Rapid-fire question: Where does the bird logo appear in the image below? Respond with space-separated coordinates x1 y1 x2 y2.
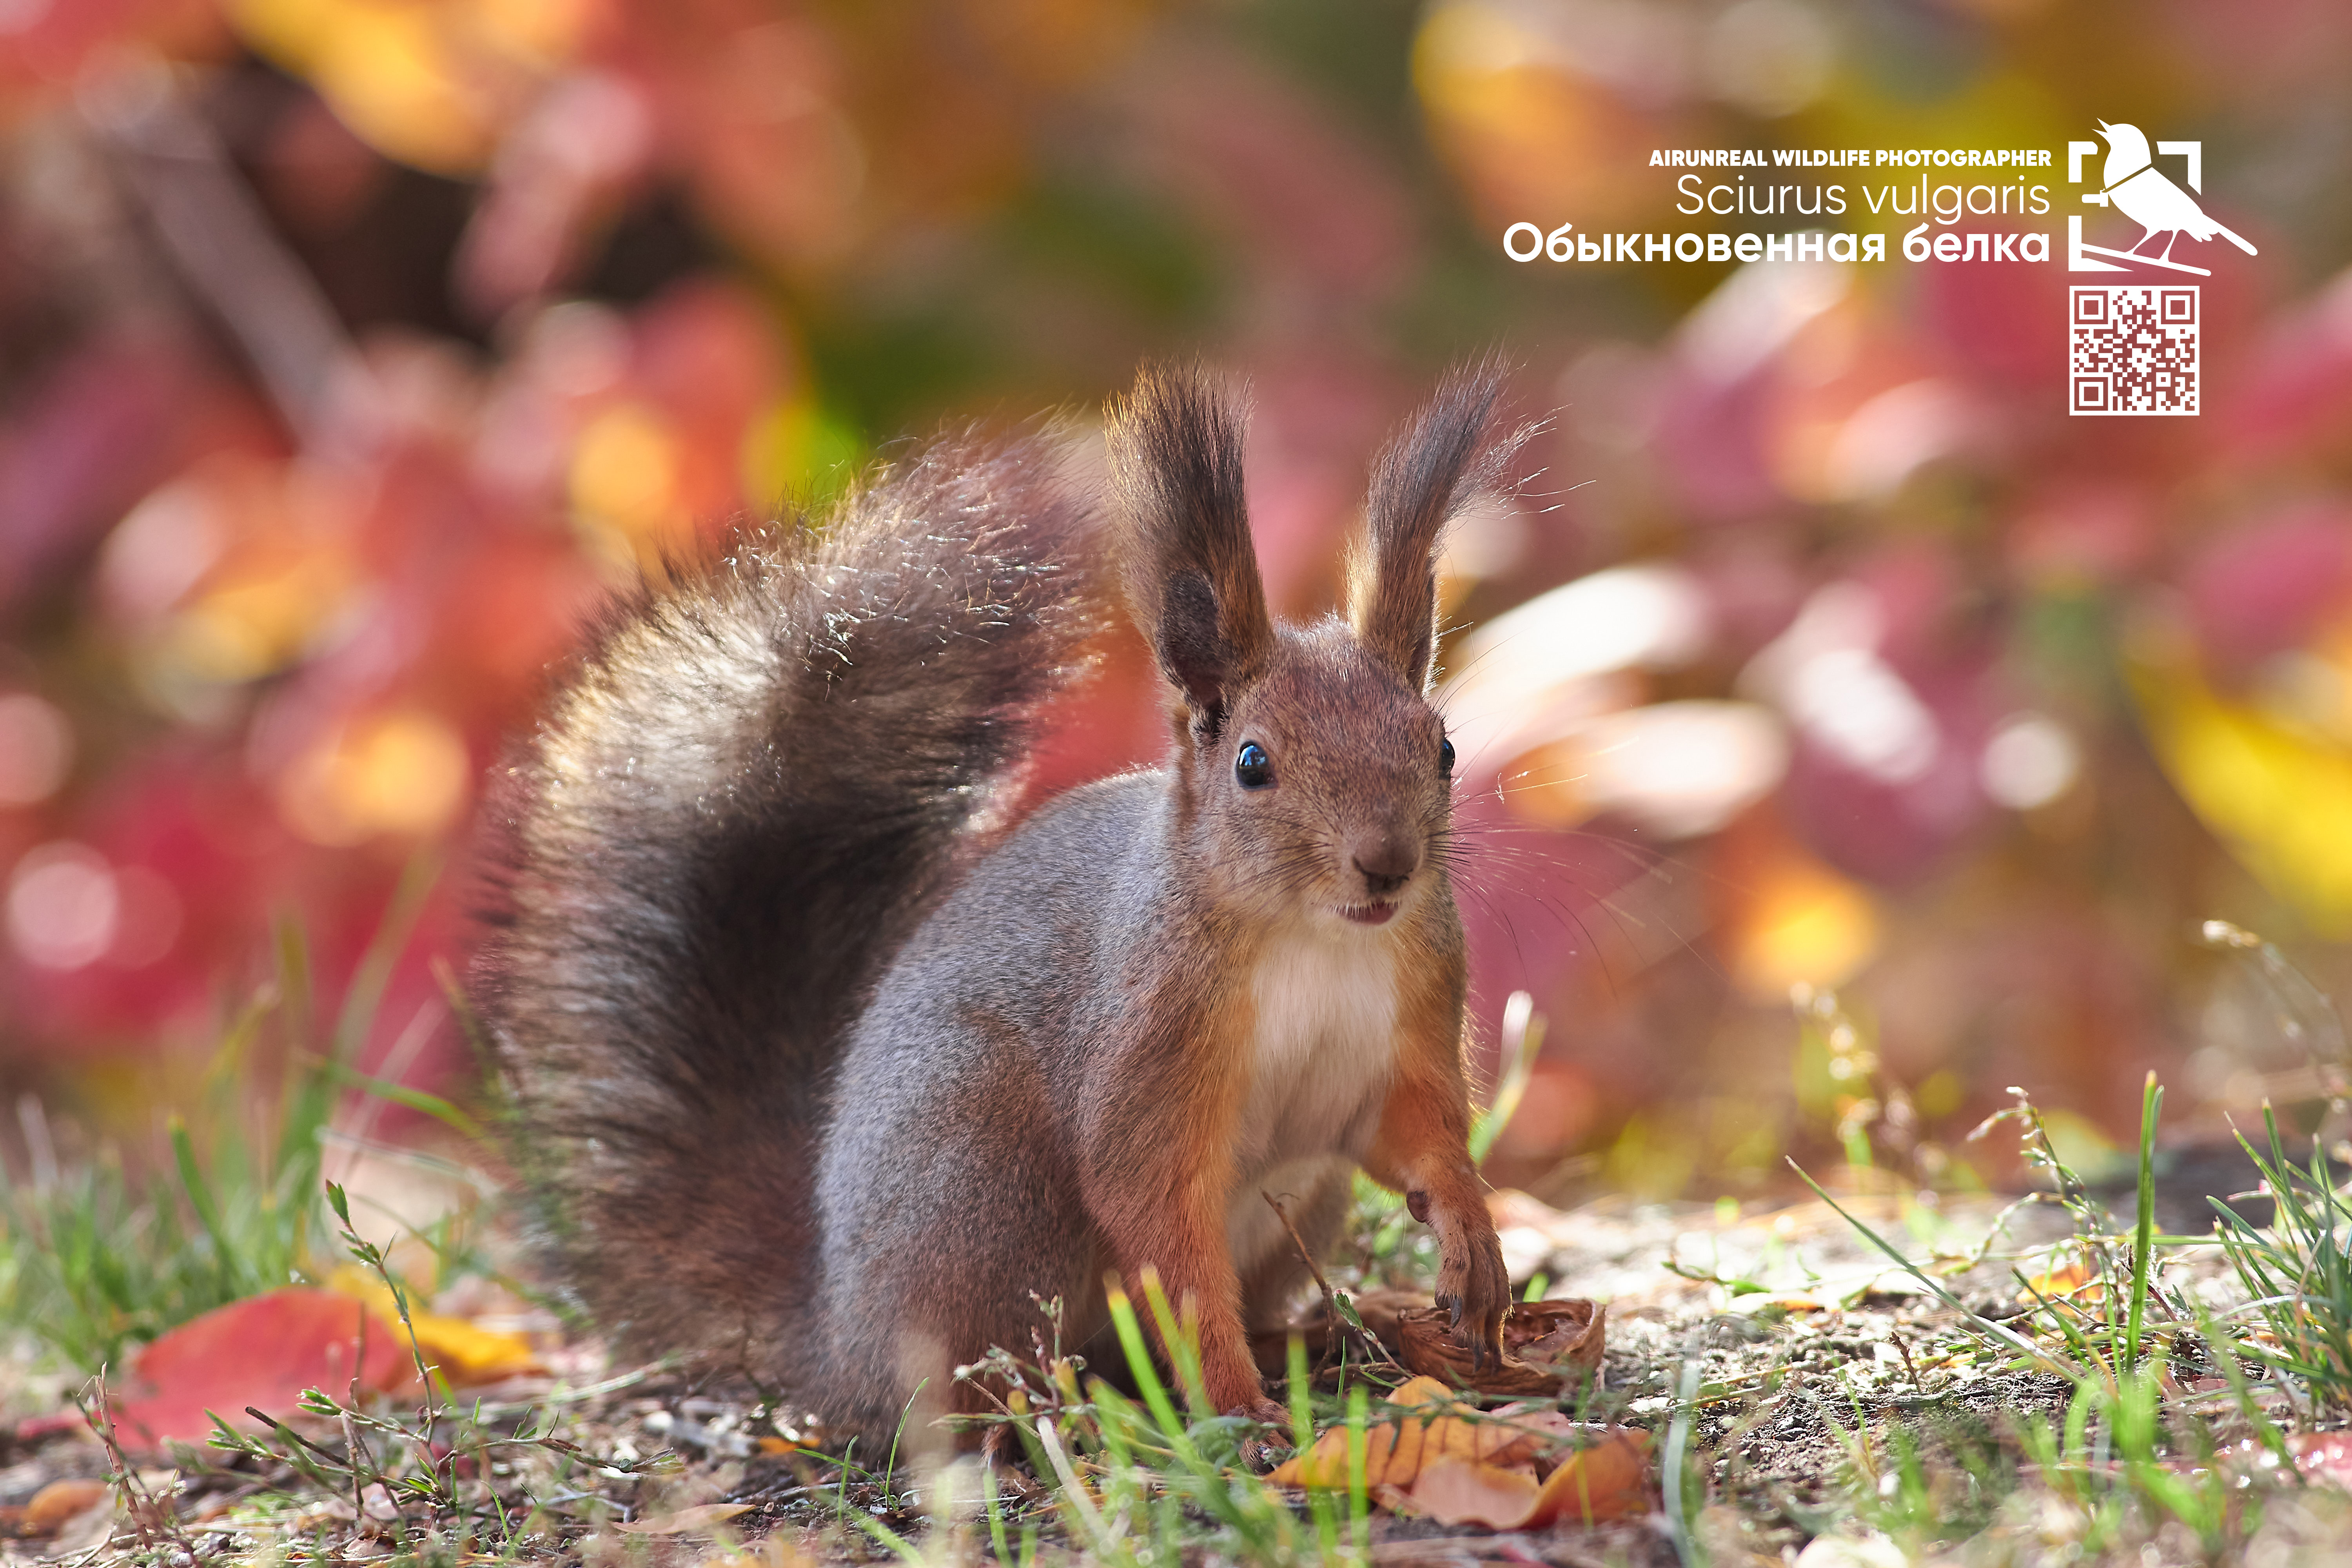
2071 121 2255 276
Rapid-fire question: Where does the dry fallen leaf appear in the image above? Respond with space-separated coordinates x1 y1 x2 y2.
1408 1455 1543 1528
23 1479 112 1535
2018 1256 2104 1305
325 1265 543 1385
111 1287 415 1450
1524 1425 1651 1525
1268 1376 1452 1488
615 1503 753 1536
1269 1373 1651 1528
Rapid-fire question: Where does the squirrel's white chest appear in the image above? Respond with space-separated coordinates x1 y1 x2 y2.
1230 926 1399 1172
1222 928 1400 1282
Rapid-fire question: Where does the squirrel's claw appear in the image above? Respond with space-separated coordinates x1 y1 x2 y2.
1437 1228 1511 1373
1225 1395 1293 1471
1235 1425 1291 1473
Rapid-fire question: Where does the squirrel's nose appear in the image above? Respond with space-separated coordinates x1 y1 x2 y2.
1350 833 1419 898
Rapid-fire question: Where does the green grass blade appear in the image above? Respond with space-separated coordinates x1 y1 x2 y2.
168 1115 238 1294
1346 1383 1370 1561
1789 1158 2069 1375
310 1058 486 1143
2125 1073 2161 1370
1288 1334 1339 1560
1105 1280 1191 1457
432 955 506 1113
844 1508 926 1565
201 989 281 1103
1135 1270 1215 1422
1664 1359 1702 1568
1035 1416 1119 1562
984 1459 1012 1564
277 855 439 1195
275 915 315 1056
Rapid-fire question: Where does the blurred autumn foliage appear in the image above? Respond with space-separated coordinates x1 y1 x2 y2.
3 0 2350 1200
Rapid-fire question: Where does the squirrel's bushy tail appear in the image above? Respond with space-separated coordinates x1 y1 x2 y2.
478 429 1102 1372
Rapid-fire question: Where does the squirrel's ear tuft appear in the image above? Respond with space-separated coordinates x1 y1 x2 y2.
1349 357 1531 691
1106 363 1274 736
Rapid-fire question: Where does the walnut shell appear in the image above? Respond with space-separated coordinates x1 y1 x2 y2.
1392 1298 1606 1398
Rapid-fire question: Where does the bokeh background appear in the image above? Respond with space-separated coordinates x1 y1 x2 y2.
4 0 2350 1204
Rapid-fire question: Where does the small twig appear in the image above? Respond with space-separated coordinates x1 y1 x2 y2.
1889 1331 1923 1391
78 1369 198 1560
345 1316 377 1539
1262 1190 1398 1370
1263 1190 1341 1309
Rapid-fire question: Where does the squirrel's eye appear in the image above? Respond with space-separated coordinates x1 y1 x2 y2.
1235 741 1274 789
1439 736 1455 777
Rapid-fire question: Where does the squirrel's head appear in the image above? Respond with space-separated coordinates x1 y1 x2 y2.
1106 361 1526 932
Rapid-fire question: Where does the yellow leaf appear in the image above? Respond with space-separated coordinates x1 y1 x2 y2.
1269 1420 1397 1489
325 1266 542 1385
2130 650 2352 937
2018 1257 2104 1304
1389 1375 1454 1407
230 0 500 174
1267 1382 1582 1493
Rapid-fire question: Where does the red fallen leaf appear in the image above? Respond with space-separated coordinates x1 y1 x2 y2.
109 1288 414 1451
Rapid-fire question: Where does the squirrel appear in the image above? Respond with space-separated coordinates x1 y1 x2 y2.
478 362 1524 1446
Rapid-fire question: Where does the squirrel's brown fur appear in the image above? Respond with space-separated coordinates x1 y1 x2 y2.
480 364 1525 1446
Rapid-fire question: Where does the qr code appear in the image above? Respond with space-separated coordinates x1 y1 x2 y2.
2070 287 2198 416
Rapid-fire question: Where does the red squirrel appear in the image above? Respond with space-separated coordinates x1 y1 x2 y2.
480 362 1522 1443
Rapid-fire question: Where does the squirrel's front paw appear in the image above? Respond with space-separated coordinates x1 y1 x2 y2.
1229 1405 1293 1472
1224 1394 1290 1429
1435 1234 1512 1370
1207 1359 1289 1431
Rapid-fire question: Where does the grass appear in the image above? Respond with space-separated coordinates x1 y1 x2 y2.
1 858 445 1371
2210 1106 2352 1418
1773 1011 2352 1565
167 1178 673 1565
